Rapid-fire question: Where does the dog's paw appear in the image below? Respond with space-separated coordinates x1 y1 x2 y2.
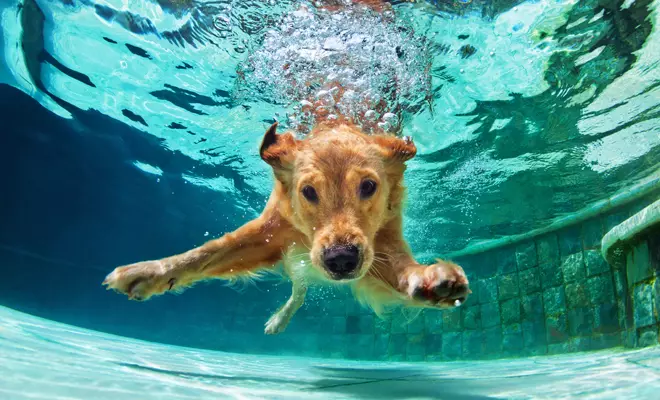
102 260 173 301
264 312 290 335
401 261 471 308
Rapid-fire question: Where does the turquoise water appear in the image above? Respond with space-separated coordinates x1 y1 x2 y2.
1 0 660 398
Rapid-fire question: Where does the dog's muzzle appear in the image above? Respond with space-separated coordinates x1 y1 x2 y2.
322 244 361 280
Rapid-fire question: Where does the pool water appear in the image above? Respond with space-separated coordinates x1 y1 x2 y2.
2 305 660 399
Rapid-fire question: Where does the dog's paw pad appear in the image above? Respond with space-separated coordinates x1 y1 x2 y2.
102 261 167 301
403 262 470 308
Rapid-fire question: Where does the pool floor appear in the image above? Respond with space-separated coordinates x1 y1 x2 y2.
1 306 659 399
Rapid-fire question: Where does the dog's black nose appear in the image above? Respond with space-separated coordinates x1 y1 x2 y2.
323 245 360 277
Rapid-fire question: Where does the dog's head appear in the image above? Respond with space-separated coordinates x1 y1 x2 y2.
259 122 416 281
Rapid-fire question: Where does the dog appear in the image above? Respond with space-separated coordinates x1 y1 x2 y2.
103 121 470 334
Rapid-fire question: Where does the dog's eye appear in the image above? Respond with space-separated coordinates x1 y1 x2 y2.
301 185 319 203
359 179 377 199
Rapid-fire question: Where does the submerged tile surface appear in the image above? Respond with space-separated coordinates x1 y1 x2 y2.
1 306 660 400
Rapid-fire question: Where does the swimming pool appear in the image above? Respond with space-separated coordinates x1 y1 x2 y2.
1 0 659 398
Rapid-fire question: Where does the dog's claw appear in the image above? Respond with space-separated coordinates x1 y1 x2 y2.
168 278 176 291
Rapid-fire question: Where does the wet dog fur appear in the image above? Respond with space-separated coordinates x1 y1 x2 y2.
103 122 470 334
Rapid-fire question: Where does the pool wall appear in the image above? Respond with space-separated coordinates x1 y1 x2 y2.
206 183 660 362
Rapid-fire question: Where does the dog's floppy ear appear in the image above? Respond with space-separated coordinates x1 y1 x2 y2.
373 135 417 162
259 122 298 169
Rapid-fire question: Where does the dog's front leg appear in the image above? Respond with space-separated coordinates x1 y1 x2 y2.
103 210 296 301
264 279 307 335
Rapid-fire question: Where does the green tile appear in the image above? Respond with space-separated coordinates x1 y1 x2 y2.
501 298 521 325
478 277 499 304
633 284 655 328
628 241 652 286
462 306 481 330
585 249 610 277
558 226 582 261
543 286 566 316
498 273 520 301
503 325 523 354
590 333 621 350
374 334 390 359
594 303 620 334
387 333 406 357
425 334 442 356
516 241 537 271
587 273 615 305
374 317 391 334
561 252 586 283
522 320 547 349
483 326 503 355
496 247 517 274
546 314 569 344
424 310 443 334
480 302 501 328
442 332 462 359
581 219 604 250
540 261 563 288
536 233 559 264
637 326 658 347
442 308 462 332
566 283 589 309
520 267 541 294
462 330 484 358
568 307 593 336
390 312 407 334
406 315 424 334
521 292 544 321
406 336 426 361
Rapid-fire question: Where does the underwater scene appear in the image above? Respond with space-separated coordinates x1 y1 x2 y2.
1 0 660 398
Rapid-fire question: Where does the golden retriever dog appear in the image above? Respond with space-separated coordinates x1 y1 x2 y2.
103 121 470 334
